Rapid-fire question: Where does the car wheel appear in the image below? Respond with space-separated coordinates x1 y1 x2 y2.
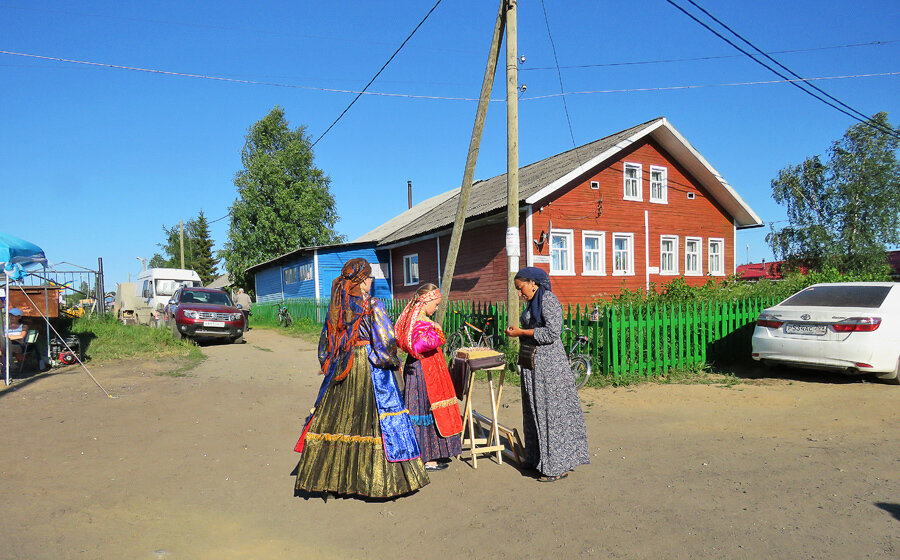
231 335 244 344
884 357 900 385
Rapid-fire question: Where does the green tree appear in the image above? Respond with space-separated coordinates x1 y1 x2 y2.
149 211 220 284
222 106 343 288
767 112 900 273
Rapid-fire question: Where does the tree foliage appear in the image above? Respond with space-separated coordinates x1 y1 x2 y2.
767 112 900 273
222 106 343 289
149 210 220 285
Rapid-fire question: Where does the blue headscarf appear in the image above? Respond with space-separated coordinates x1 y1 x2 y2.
515 267 552 328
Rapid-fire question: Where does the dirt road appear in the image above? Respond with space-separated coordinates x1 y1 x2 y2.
1 329 898 559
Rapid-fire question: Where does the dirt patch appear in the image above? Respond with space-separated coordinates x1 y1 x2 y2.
2 329 898 559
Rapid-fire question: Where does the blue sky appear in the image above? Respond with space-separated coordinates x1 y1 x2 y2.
2 0 898 288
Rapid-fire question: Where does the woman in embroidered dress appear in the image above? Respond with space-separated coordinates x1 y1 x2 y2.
395 284 463 471
294 258 429 499
505 267 590 482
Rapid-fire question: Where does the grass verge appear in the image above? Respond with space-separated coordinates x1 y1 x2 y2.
69 316 204 370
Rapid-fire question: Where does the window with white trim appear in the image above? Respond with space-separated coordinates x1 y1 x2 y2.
403 254 419 285
650 166 668 203
685 237 702 276
623 163 642 201
550 229 575 275
582 231 606 275
660 235 678 275
708 238 725 276
612 233 635 276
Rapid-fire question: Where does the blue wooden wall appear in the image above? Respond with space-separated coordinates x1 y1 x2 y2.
253 245 392 304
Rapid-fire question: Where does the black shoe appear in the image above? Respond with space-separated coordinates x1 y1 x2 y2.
425 462 449 471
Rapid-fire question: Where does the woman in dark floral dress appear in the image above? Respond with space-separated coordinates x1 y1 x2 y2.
505 267 590 482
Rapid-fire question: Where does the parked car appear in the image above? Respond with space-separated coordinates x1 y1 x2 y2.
166 287 246 343
752 282 900 384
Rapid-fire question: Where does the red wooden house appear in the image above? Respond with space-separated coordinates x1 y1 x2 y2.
356 117 763 305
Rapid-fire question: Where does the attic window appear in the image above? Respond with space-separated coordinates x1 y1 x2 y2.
590 181 599 190
687 192 696 200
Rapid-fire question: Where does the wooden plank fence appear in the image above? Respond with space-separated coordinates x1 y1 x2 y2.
253 295 777 380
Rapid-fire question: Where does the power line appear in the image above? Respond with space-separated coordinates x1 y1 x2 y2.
1 49 895 102
682 0 895 138
310 0 443 147
523 72 900 100
521 39 900 71
539 0 580 159
665 0 900 140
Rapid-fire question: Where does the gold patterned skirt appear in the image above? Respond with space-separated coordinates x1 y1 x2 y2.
294 346 429 498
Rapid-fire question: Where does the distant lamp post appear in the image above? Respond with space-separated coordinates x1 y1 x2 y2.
136 257 147 271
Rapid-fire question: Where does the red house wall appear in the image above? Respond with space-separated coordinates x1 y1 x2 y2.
390 221 510 302
529 139 734 305
390 138 736 306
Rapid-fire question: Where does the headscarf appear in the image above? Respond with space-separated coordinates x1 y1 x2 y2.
515 267 552 328
321 258 372 382
395 287 441 360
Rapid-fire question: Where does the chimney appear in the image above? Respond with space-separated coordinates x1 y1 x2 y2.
407 180 413 209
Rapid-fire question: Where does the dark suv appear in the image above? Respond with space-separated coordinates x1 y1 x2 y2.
166 287 245 343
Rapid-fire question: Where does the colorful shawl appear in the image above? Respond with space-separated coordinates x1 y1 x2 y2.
395 290 463 437
320 258 372 383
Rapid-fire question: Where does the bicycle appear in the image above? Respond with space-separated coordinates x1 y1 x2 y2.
277 305 293 328
562 327 593 389
445 315 495 359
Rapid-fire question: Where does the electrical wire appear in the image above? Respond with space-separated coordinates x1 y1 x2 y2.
665 0 900 140
539 0 583 168
1 50 895 102
682 0 896 137
521 39 899 71
310 0 443 147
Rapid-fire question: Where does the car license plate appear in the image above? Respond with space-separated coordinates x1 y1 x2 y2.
784 323 826 336
203 321 226 328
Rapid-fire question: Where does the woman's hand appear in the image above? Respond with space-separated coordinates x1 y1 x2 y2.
505 325 521 338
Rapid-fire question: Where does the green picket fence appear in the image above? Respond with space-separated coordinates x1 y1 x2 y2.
600 298 778 378
253 295 777 380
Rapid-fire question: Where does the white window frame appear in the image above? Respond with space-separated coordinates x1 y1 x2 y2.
649 165 668 204
581 230 606 276
685 237 702 276
549 229 575 276
402 254 419 286
708 238 725 276
660 235 679 275
612 233 635 276
623 163 642 201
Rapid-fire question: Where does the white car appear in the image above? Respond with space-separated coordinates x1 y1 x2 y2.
751 282 900 384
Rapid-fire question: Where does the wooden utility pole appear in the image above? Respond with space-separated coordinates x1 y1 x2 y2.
179 220 185 269
505 0 521 334
436 0 507 325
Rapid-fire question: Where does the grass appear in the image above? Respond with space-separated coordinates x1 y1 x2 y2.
68 315 204 369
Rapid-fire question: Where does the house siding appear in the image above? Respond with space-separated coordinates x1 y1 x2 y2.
252 245 392 303
388 138 735 307
529 139 734 304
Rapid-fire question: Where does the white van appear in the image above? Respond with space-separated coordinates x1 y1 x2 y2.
114 268 202 325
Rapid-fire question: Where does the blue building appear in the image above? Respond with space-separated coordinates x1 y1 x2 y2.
246 242 393 303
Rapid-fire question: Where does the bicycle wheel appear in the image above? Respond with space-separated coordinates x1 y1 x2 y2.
445 332 464 360
569 354 592 389
284 313 293 328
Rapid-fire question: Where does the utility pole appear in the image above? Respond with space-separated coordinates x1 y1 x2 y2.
505 0 521 335
436 0 506 325
179 220 185 269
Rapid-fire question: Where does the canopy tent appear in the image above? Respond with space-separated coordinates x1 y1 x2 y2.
1 232 48 385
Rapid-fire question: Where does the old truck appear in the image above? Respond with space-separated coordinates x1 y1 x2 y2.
114 268 202 325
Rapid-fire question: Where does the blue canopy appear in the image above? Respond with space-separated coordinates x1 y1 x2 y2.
0 232 47 267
